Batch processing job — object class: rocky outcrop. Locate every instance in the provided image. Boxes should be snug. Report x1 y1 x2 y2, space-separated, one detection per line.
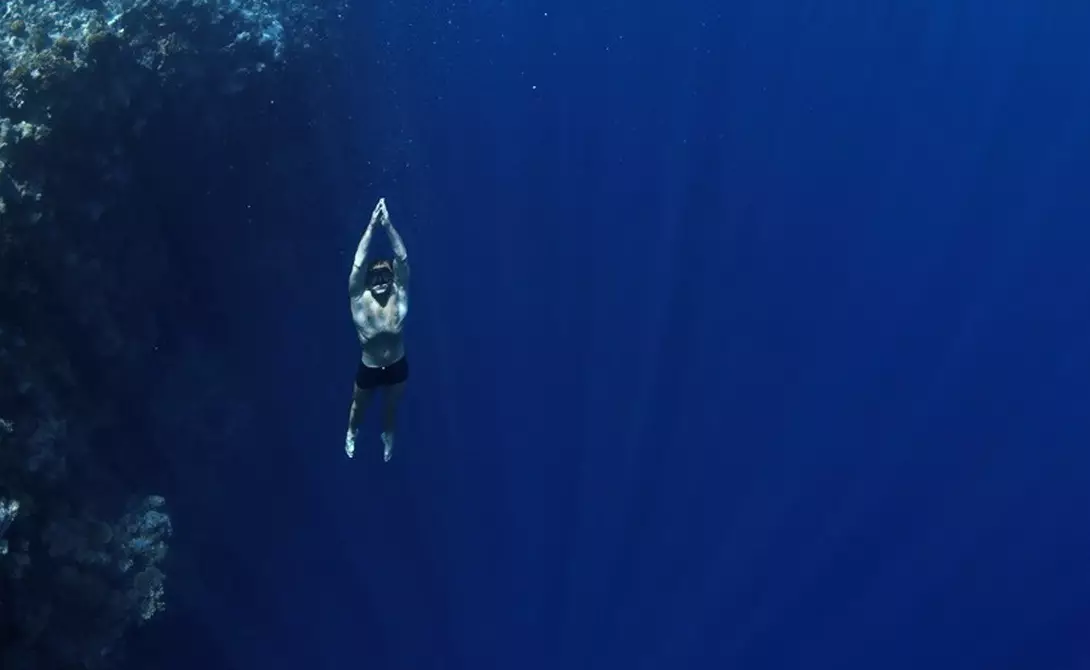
0 1 343 667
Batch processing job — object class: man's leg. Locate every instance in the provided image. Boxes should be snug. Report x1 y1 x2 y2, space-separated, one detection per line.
346 384 373 458
381 381 406 462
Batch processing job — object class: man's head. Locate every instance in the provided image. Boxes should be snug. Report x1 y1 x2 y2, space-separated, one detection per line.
365 259 395 304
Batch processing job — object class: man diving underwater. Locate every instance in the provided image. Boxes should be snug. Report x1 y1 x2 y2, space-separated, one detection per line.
345 197 410 462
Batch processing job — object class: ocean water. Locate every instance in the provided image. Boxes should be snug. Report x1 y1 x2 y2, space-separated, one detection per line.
138 1 1090 669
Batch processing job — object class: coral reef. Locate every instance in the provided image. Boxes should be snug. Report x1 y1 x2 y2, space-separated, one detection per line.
0 0 328 228
0 0 342 667
0 496 20 554
1 494 173 667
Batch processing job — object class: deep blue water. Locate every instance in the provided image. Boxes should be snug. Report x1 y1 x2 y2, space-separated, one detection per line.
150 1 1090 669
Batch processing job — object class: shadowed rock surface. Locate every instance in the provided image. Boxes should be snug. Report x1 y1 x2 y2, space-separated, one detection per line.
0 1 347 667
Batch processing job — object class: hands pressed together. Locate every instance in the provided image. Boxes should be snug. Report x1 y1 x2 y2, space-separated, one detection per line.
368 197 390 230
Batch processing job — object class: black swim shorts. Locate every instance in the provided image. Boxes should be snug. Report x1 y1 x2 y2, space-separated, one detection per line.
355 356 409 390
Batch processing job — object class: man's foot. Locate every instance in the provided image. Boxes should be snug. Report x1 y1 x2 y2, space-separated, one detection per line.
381 431 394 462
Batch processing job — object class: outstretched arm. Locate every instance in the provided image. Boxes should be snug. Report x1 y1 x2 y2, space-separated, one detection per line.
380 199 410 293
348 199 385 297
384 208 408 262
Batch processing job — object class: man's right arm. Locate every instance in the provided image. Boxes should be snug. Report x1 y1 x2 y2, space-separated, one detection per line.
349 198 388 297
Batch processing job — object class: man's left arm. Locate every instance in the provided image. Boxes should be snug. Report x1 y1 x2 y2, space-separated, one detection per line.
382 202 410 297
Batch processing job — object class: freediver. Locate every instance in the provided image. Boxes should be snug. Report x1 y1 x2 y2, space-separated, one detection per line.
344 197 410 462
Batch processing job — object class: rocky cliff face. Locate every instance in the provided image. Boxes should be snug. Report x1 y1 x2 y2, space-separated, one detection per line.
0 1 343 666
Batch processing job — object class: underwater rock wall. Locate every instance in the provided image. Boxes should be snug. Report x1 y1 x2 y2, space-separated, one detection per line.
0 1 342 667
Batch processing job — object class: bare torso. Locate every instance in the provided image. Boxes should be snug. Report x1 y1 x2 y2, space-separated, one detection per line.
351 286 408 367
